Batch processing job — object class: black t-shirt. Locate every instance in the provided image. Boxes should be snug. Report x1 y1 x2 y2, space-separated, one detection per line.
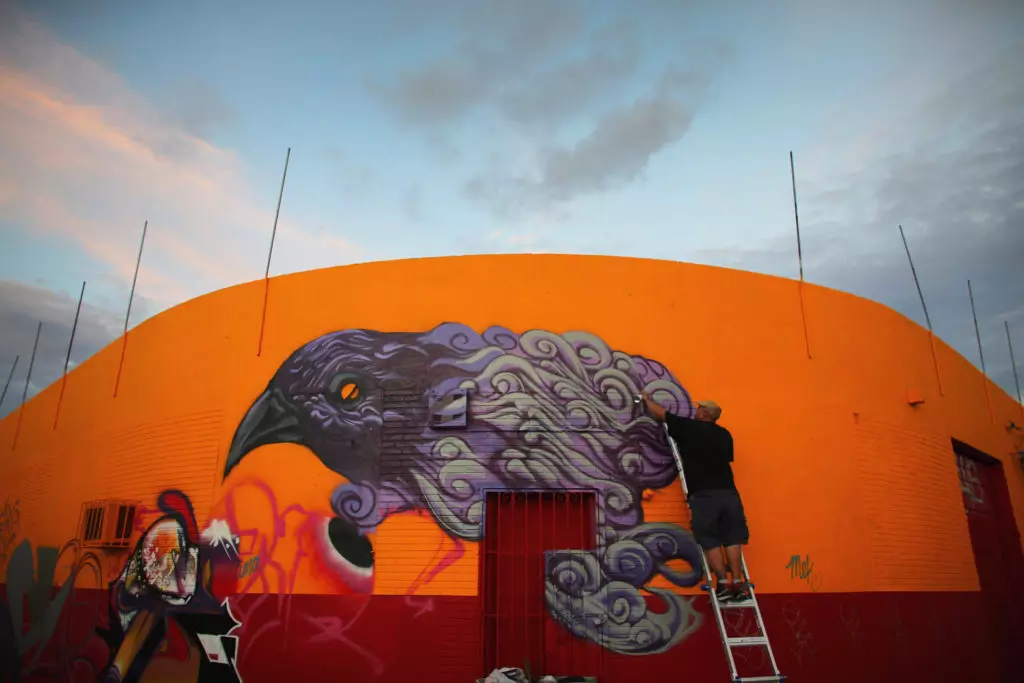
665 412 736 493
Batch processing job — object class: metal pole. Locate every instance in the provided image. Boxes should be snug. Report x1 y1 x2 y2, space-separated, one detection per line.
899 224 943 395
790 151 812 359
114 221 148 397
12 322 42 451
968 280 993 421
1007 321 1021 408
968 280 987 376
0 355 19 413
124 221 148 336
789 151 804 282
265 147 291 280
898 225 932 330
258 147 292 357
54 281 86 429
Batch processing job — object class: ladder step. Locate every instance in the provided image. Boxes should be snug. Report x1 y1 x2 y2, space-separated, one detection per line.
727 636 768 647
719 600 757 609
735 676 784 682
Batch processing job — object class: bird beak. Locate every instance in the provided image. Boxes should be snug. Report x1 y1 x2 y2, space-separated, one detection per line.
224 387 303 479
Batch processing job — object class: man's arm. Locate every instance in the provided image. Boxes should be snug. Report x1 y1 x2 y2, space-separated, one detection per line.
641 391 693 444
640 390 668 422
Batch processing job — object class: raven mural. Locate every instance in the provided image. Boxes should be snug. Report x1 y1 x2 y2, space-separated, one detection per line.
225 323 705 654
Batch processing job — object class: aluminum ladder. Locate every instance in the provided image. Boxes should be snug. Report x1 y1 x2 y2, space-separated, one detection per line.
663 422 786 683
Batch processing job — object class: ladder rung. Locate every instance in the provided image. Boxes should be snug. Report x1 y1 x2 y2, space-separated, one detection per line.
736 676 784 682
719 600 757 609
727 636 768 647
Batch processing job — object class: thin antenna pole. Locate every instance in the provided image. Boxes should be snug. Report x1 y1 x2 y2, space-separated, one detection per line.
898 225 932 330
124 220 148 336
899 224 943 395
12 322 42 451
114 221 148 397
968 280 993 421
1007 321 1021 413
265 147 291 280
789 151 804 282
790 151 811 359
0 356 19 413
258 147 292 357
54 281 86 429
968 280 987 374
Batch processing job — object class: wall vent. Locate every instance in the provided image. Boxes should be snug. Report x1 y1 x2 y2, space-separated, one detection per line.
428 389 468 428
79 499 137 549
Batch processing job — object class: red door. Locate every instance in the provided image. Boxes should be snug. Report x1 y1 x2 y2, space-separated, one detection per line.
481 491 599 678
955 442 1024 682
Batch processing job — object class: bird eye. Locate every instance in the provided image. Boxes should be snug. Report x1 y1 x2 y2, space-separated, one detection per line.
327 373 363 404
339 382 360 401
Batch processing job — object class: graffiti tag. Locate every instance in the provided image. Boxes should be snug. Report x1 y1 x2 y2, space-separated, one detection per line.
786 554 814 580
237 555 259 579
786 554 822 591
956 455 985 506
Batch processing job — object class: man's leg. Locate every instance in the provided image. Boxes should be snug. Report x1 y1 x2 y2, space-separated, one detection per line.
721 491 752 600
724 544 745 583
689 494 730 600
704 546 728 581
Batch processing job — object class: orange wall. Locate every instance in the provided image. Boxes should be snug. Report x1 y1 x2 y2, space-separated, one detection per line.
1 255 1021 600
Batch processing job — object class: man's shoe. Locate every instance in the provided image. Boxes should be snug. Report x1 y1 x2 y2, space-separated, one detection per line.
729 581 752 602
714 583 733 602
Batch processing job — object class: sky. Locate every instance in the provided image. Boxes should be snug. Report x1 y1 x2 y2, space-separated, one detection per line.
0 0 1022 417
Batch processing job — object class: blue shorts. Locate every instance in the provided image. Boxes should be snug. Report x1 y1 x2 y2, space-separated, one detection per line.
688 489 750 549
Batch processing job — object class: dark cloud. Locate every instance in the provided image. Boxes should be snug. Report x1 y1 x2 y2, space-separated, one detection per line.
465 88 697 216
695 42 1024 400
368 0 589 127
369 1 725 215
495 18 641 128
462 59 723 217
0 280 127 418
163 78 239 141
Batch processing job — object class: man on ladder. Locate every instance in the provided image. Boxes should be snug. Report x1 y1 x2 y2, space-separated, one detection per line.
640 391 751 603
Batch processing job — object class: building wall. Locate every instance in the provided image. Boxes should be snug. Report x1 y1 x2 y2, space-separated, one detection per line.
0 254 1022 683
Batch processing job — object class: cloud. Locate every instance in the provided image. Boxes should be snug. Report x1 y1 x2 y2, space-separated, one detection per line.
465 72 704 216
162 78 239 140
0 280 127 418
368 0 590 127
369 1 727 217
694 41 1024 399
0 4 364 315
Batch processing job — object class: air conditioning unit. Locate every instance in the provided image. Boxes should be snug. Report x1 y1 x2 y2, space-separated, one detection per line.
79 499 138 549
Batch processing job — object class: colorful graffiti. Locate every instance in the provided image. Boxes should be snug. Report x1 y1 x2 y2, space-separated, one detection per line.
225 323 705 654
956 454 985 506
1 539 76 679
100 490 243 683
0 490 245 683
210 476 389 675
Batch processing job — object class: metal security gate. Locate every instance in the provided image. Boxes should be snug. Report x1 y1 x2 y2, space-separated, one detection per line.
954 439 1024 682
480 491 598 677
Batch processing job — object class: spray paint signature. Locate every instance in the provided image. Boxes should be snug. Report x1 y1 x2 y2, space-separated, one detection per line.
785 554 822 592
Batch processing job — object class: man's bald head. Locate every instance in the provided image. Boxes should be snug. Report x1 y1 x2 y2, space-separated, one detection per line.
695 400 722 422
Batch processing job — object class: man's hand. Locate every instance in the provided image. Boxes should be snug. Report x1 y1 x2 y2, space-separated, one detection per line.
640 390 667 422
